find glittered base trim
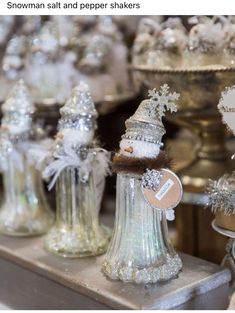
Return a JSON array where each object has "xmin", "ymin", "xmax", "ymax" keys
[
  {"xmin": 45, "ymin": 225, "xmax": 111, "ymax": 258},
  {"xmin": 102, "ymin": 253, "xmax": 182, "ymax": 284}
]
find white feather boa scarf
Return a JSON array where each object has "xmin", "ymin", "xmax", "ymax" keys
[{"xmin": 29, "ymin": 140, "xmax": 111, "ymax": 211}]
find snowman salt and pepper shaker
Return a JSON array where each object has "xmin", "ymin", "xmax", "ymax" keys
[
  {"xmin": 102, "ymin": 84, "xmax": 183, "ymax": 284},
  {"xmin": 43, "ymin": 82, "xmax": 111, "ymax": 257},
  {"xmin": 0, "ymin": 80, "xmax": 54, "ymax": 236}
]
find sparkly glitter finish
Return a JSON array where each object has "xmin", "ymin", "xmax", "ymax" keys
[
  {"xmin": 45, "ymin": 166, "xmax": 111, "ymax": 257},
  {"xmin": 0, "ymin": 156, "xmax": 54, "ymax": 236},
  {"xmin": 59, "ymin": 82, "xmax": 97, "ymax": 133},
  {"xmin": 1, "ymin": 80, "xmax": 35, "ymax": 136},
  {"xmin": 122, "ymin": 85, "xmax": 179, "ymax": 146},
  {"xmin": 207, "ymin": 173, "xmax": 235, "ymax": 215},
  {"xmin": 0, "ymin": 81, "xmax": 54, "ymax": 237},
  {"xmin": 44, "ymin": 83, "xmax": 111, "ymax": 257},
  {"xmin": 102, "ymin": 173, "xmax": 182, "ymax": 284},
  {"xmin": 141, "ymin": 169, "xmax": 162, "ymax": 191},
  {"xmin": 79, "ymin": 33, "xmax": 109, "ymax": 73}
]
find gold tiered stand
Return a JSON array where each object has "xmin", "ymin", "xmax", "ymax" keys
[{"xmin": 132, "ymin": 65, "xmax": 235, "ymax": 263}]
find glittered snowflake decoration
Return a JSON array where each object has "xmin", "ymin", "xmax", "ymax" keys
[
  {"xmin": 148, "ymin": 84, "xmax": 179, "ymax": 120},
  {"xmin": 207, "ymin": 173, "xmax": 235, "ymax": 215},
  {"xmin": 141, "ymin": 169, "xmax": 162, "ymax": 191}
]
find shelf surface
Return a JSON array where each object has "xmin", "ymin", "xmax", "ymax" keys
[{"xmin": 0, "ymin": 227, "xmax": 231, "ymax": 310}]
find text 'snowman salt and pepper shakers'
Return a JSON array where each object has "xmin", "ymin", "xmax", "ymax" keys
[
  {"xmin": 102, "ymin": 84, "xmax": 183, "ymax": 284},
  {"xmin": 0, "ymin": 80, "xmax": 54, "ymax": 236},
  {"xmin": 44, "ymin": 82, "xmax": 111, "ymax": 258}
]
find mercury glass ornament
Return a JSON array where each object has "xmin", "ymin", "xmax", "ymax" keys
[
  {"xmin": 186, "ymin": 16, "xmax": 225, "ymax": 68},
  {"xmin": 44, "ymin": 83, "xmax": 111, "ymax": 257},
  {"xmin": 0, "ymin": 80, "xmax": 54, "ymax": 236},
  {"xmin": 147, "ymin": 18, "xmax": 187, "ymax": 69},
  {"xmin": 24, "ymin": 21, "xmax": 78, "ymax": 104},
  {"xmin": 102, "ymin": 85, "xmax": 182, "ymax": 284},
  {"xmin": 132, "ymin": 18, "xmax": 160, "ymax": 67}
]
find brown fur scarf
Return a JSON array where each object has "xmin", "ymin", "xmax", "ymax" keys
[{"xmin": 112, "ymin": 150, "xmax": 172, "ymax": 175}]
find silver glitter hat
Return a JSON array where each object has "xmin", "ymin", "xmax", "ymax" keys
[
  {"xmin": 122, "ymin": 84, "xmax": 179, "ymax": 145},
  {"xmin": 58, "ymin": 82, "xmax": 98, "ymax": 132},
  {"xmin": 1, "ymin": 79, "xmax": 35, "ymax": 135}
]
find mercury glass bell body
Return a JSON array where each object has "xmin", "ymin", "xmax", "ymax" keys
[
  {"xmin": 44, "ymin": 82, "xmax": 111, "ymax": 257},
  {"xmin": 0, "ymin": 80, "xmax": 54, "ymax": 236},
  {"xmin": 103, "ymin": 85, "xmax": 182, "ymax": 284},
  {"xmin": 0, "ymin": 152, "xmax": 54, "ymax": 236},
  {"xmin": 45, "ymin": 163, "xmax": 110, "ymax": 258},
  {"xmin": 102, "ymin": 173, "xmax": 182, "ymax": 284}
]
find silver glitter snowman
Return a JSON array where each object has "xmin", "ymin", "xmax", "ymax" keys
[
  {"xmin": 102, "ymin": 85, "xmax": 182, "ymax": 284},
  {"xmin": 0, "ymin": 80, "xmax": 54, "ymax": 236},
  {"xmin": 44, "ymin": 82, "xmax": 111, "ymax": 257}
]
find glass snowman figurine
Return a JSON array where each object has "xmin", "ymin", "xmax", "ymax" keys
[
  {"xmin": 102, "ymin": 84, "xmax": 183, "ymax": 284},
  {"xmin": 44, "ymin": 82, "xmax": 111, "ymax": 257},
  {"xmin": 0, "ymin": 80, "xmax": 54, "ymax": 236}
]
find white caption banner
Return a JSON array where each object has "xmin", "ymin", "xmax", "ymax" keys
[{"xmin": 0, "ymin": 0, "xmax": 233, "ymax": 16}]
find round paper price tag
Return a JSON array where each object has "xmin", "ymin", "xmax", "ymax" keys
[{"xmin": 141, "ymin": 168, "xmax": 183, "ymax": 210}]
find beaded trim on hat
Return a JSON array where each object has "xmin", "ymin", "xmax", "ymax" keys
[
  {"xmin": 122, "ymin": 119, "xmax": 165, "ymax": 146},
  {"xmin": 122, "ymin": 84, "xmax": 180, "ymax": 145}
]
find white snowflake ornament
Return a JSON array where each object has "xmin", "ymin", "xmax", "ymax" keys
[{"xmin": 148, "ymin": 84, "xmax": 179, "ymax": 120}]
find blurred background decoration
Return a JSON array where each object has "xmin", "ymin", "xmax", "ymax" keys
[
  {"xmin": 0, "ymin": 16, "xmax": 136, "ymax": 122},
  {"xmin": 131, "ymin": 15, "xmax": 235, "ymax": 263},
  {"xmin": 0, "ymin": 15, "xmax": 235, "ymax": 264}
]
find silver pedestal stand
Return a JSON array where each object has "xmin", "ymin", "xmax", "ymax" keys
[{"xmin": 212, "ymin": 220, "xmax": 235, "ymax": 286}]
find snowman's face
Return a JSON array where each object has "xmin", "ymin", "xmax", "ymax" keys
[
  {"xmin": 120, "ymin": 138, "xmax": 161, "ymax": 159},
  {"xmin": 1, "ymin": 116, "xmax": 31, "ymax": 135},
  {"xmin": 61, "ymin": 128, "xmax": 94, "ymax": 146}
]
